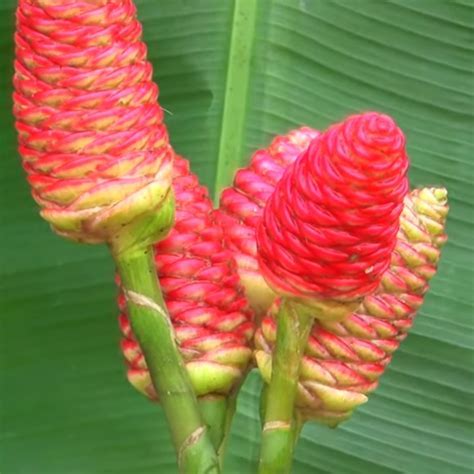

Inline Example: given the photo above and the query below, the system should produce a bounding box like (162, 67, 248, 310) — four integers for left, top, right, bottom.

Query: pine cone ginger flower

(255, 188, 449, 425)
(118, 155, 254, 398)
(257, 112, 410, 320)
(14, 0, 173, 247)
(13, 5, 223, 468)
(217, 127, 320, 314)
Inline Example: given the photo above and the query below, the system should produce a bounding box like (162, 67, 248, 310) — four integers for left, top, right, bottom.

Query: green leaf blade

(1, 0, 472, 473)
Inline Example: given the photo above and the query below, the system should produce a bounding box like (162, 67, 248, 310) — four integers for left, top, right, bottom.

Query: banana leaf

(0, 1, 472, 473)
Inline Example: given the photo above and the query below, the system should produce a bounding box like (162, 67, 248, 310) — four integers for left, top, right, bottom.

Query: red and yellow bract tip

(14, 0, 173, 246)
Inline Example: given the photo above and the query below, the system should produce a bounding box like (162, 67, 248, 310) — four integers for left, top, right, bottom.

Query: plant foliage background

(0, 1, 472, 473)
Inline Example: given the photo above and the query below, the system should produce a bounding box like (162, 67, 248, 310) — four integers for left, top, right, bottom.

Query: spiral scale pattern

(257, 113, 409, 314)
(14, 0, 173, 243)
(217, 127, 320, 313)
(255, 188, 448, 425)
(118, 156, 254, 398)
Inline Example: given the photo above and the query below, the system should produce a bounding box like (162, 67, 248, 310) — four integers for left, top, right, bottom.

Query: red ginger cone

(217, 127, 320, 314)
(13, 6, 224, 469)
(255, 187, 449, 425)
(14, 0, 173, 246)
(257, 112, 409, 320)
(118, 155, 254, 398)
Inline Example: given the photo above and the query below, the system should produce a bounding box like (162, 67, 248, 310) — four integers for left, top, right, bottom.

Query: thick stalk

(258, 300, 313, 474)
(113, 246, 219, 474)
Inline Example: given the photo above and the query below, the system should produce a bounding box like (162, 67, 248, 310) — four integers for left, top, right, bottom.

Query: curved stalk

(113, 246, 219, 474)
(258, 300, 313, 474)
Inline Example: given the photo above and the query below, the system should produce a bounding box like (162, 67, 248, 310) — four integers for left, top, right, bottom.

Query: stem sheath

(199, 396, 236, 471)
(258, 300, 312, 474)
(113, 246, 219, 474)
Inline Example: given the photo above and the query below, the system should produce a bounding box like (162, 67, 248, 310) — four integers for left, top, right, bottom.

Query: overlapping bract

(12, 1, 449, 440)
(257, 113, 409, 319)
(217, 127, 320, 314)
(13, 0, 173, 244)
(118, 156, 254, 398)
(255, 188, 448, 425)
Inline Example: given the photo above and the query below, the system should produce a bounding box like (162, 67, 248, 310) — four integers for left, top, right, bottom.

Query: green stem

(113, 246, 220, 474)
(199, 397, 228, 460)
(258, 300, 313, 474)
(293, 414, 304, 448)
(199, 372, 247, 470)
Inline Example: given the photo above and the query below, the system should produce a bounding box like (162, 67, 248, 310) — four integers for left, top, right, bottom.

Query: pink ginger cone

(118, 156, 254, 398)
(217, 127, 320, 314)
(257, 113, 410, 321)
(14, 0, 174, 247)
(255, 188, 449, 425)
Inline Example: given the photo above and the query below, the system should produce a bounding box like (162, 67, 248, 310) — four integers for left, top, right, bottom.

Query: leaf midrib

(213, 0, 258, 201)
